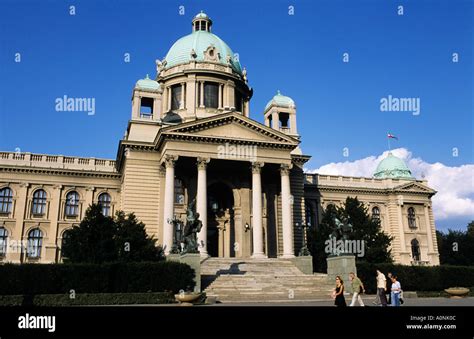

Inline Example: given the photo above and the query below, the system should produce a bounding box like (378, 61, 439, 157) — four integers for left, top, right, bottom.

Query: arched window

(61, 229, 72, 259)
(0, 187, 13, 214)
(98, 193, 111, 216)
(0, 227, 8, 257)
(27, 228, 43, 258)
(32, 189, 47, 215)
(372, 207, 381, 221)
(65, 191, 80, 217)
(407, 207, 416, 229)
(411, 238, 420, 262)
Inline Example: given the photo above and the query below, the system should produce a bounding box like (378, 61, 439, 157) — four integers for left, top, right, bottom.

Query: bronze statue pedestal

(167, 253, 201, 292)
(326, 254, 357, 285)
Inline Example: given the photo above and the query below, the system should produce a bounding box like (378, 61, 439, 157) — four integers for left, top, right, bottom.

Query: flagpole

(387, 132, 391, 151)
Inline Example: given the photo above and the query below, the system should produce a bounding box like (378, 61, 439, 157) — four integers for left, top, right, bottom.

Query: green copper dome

(164, 12, 242, 74)
(265, 90, 295, 111)
(135, 74, 160, 91)
(164, 31, 242, 73)
(374, 153, 413, 179)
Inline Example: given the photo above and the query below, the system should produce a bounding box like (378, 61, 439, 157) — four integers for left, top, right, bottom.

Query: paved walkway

(205, 296, 474, 307)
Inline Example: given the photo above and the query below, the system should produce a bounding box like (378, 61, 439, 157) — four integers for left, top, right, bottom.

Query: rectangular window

(235, 89, 243, 112)
(204, 82, 219, 108)
(171, 85, 182, 111)
(140, 97, 154, 118)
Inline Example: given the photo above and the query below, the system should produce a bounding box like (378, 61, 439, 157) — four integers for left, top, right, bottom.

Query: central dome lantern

(160, 11, 243, 74)
(152, 11, 252, 123)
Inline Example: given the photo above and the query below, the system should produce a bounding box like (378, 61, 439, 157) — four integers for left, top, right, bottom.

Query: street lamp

(168, 215, 183, 254)
(296, 220, 311, 257)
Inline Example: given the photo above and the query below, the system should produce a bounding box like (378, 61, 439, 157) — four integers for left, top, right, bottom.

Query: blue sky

(0, 0, 472, 230)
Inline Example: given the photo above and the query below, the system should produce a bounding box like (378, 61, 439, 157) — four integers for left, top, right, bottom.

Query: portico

(157, 113, 301, 258)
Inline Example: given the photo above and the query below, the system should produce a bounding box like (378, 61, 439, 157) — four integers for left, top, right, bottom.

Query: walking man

(349, 272, 365, 306)
(376, 270, 388, 306)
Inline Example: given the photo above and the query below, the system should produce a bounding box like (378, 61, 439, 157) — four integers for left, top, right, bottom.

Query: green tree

(467, 221, 474, 238)
(115, 211, 164, 262)
(309, 197, 393, 272)
(62, 204, 117, 263)
(62, 204, 164, 263)
(343, 197, 393, 264)
(436, 222, 474, 266)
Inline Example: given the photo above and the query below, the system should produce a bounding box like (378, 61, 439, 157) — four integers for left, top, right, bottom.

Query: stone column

(162, 155, 177, 255)
(196, 157, 209, 257)
(271, 111, 279, 130)
(199, 81, 205, 108)
(167, 87, 172, 111)
(227, 81, 235, 110)
(45, 184, 62, 263)
(290, 114, 298, 134)
(9, 182, 29, 263)
(186, 75, 196, 116)
(152, 95, 161, 121)
(180, 82, 185, 109)
(251, 162, 266, 258)
(280, 164, 294, 258)
(218, 84, 223, 109)
(423, 203, 435, 255)
(244, 100, 250, 117)
(397, 196, 407, 254)
(132, 93, 140, 119)
(223, 83, 229, 109)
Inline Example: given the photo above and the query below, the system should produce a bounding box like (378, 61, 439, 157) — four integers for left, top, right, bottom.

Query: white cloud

(305, 148, 474, 221)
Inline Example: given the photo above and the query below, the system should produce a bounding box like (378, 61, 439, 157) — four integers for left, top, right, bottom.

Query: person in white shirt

(375, 270, 388, 306)
(390, 275, 402, 306)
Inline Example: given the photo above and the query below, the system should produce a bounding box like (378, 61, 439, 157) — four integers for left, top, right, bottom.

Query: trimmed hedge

(356, 262, 474, 294)
(0, 292, 174, 306)
(0, 261, 195, 295)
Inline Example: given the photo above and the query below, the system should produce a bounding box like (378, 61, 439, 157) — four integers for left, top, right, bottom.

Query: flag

(387, 133, 398, 140)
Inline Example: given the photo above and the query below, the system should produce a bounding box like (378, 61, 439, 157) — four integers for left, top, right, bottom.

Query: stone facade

(0, 12, 439, 266)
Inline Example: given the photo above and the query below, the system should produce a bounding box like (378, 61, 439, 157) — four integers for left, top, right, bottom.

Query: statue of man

(182, 200, 202, 254)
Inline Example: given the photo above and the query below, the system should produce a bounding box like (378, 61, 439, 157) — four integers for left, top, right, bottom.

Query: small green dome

(135, 74, 160, 91)
(374, 152, 413, 179)
(265, 90, 295, 111)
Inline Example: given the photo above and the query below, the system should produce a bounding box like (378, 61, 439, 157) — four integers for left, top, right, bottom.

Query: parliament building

(0, 13, 439, 266)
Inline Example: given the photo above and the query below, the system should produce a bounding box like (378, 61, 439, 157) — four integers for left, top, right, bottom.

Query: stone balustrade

(304, 173, 422, 189)
(0, 152, 117, 172)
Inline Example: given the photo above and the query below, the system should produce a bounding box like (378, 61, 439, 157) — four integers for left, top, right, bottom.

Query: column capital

(163, 155, 178, 168)
(197, 157, 210, 170)
(280, 163, 292, 176)
(251, 162, 264, 174)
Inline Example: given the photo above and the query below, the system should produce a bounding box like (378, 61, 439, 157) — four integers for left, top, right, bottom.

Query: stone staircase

(201, 258, 334, 303)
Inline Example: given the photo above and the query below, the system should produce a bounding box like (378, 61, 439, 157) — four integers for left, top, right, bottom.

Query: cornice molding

(0, 166, 122, 179)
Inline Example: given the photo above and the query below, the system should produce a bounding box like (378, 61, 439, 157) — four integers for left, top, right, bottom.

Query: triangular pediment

(158, 112, 299, 147)
(394, 181, 436, 194)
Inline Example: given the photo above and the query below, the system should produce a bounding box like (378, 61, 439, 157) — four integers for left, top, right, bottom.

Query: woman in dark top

(334, 275, 347, 307)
